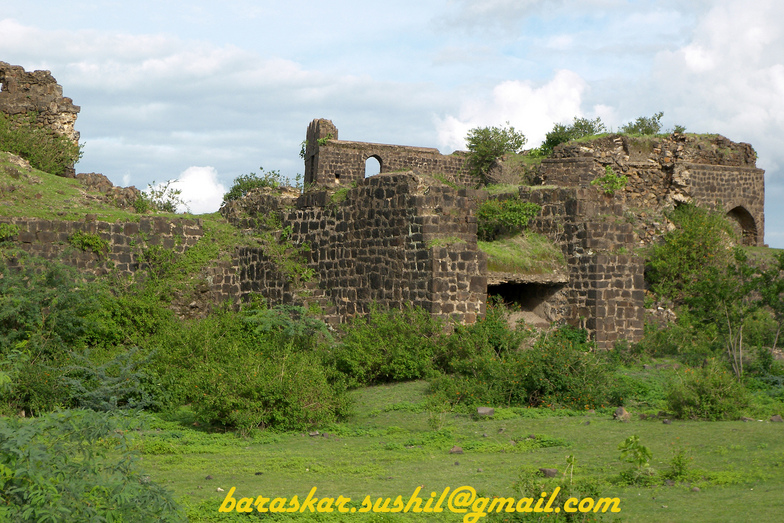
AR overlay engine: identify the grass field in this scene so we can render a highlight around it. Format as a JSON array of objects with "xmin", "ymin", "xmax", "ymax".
[{"xmin": 139, "ymin": 379, "xmax": 784, "ymax": 522}]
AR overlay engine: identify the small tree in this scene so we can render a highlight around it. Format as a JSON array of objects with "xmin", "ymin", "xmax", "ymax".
[
  {"xmin": 535, "ymin": 116, "xmax": 607, "ymax": 157},
  {"xmin": 756, "ymin": 251, "xmax": 784, "ymax": 352},
  {"xmin": 135, "ymin": 180, "xmax": 189, "ymax": 213},
  {"xmin": 620, "ymin": 111, "xmax": 664, "ymax": 135},
  {"xmin": 223, "ymin": 167, "xmax": 285, "ymax": 203},
  {"xmin": 465, "ymin": 123, "xmax": 526, "ymax": 183}
]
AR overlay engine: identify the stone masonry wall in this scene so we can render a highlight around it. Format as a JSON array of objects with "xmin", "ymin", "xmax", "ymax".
[
  {"xmin": 539, "ymin": 134, "xmax": 765, "ymax": 246},
  {"xmin": 519, "ymin": 186, "xmax": 645, "ymax": 347},
  {"xmin": 0, "ymin": 62, "xmax": 80, "ymax": 146},
  {"xmin": 222, "ymin": 172, "xmax": 487, "ymax": 324},
  {"xmin": 0, "ymin": 216, "xmax": 247, "ymax": 318},
  {"xmin": 303, "ymin": 119, "xmax": 473, "ymax": 188}
]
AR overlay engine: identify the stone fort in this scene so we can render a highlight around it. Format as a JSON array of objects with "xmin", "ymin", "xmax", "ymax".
[{"xmin": 0, "ymin": 63, "xmax": 766, "ymax": 348}]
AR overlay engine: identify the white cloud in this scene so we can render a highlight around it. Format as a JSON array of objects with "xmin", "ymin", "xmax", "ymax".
[
  {"xmin": 436, "ymin": 70, "xmax": 588, "ymax": 151},
  {"xmin": 649, "ymin": 0, "xmax": 784, "ymax": 245},
  {"xmin": 173, "ymin": 166, "xmax": 225, "ymax": 214},
  {"xmin": 147, "ymin": 167, "xmax": 225, "ymax": 214}
]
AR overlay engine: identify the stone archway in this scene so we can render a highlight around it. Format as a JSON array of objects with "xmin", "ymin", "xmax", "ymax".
[
  {"xmin": 726, "ymin": 206, "xmax": 757, "ymax": 246},
  {"xmin": 364, "ymin": 155, "xmax": 382, "ymax": 177}
]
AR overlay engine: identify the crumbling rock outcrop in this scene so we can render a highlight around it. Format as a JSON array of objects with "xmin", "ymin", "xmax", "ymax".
[
  {"xmin": 75, "ymin": 172, "xmax": 140, "ymax": 210},
  {"xmin": 0, "ymin": 61, "xmax": 80, "ymax": 145}
]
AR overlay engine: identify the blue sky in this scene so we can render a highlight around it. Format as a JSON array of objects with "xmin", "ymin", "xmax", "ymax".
[{"xmin": 2, "ymin": 0, "xmax": 782, "ymax": 246}]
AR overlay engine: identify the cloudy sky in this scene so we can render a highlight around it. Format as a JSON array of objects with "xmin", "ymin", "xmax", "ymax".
[{"xmin": 2, "ymin": 1, "xmax": 782, "ymax": 246}]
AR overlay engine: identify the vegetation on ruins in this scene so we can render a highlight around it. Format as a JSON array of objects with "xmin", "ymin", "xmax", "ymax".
[
  {"xmin": 222, "ymin": 167, "xmax": 285, "ymax": 203},
  {"xmin": 532, "ymin": 116, "xmax": 608, "ymax": 157},
  {"xmin": 478, "ymin": 232, "xmax": 565, "ymax": 274},
  {"xmin": 68, "ymin": 229, "xmax": 109, "ymax": 256},
  {"xmin": 135, "ymin": 180, "xmax": 189, "ymax": 214},
  {"xmin": 591, "ymin": 165, "xmax": 628, "ymax": 196},
  {"xmin": 0, "ymin": 111, "xmax": 82, "ymax": 176},
  {"xmin": 465, "ymin": 123, "xmax": 527, "ymax": 182},
  {"xmin": 475, "ymin": 196, "xmax": 541, "ymax": 241},
  {"xmin": 619, "ymin": 111, "xmax": 664, "ymax": 135}
]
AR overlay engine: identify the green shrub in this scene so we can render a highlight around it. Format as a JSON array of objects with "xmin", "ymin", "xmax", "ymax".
[
  {"xmin": 142, "ymin": 180, "xmax": 188, "ymax": 213},
  {"xmin": 332, "ymin": 306, "xmax": 445, "ymax": 387},
  {"xmin": 476, "ymin": 197, "xmax": 541, "ymax": 241},
  {"xmin": 0, "ymin": 223, "xmax": 19, "ymax": 242},
  {"xmin": 68, "ymin": 229, "xmax": 109, "ymax": 256},
  {"xmin": 191, "ymin": 345, "xmax": 349, "ymax": 433},
  {"xmin": 646, "ymin": 204, "xmax": 736, "ymax": 304},
  {"xmin": 666, "ymin": 359, "xmax": 750, "ymax": 420},
  {"xmin": 0, "ymin": 250, "xmax": 114, "ymax": 359},
  {"xmin": 0, "ymin": 409, "xmax": 184, "ymax": 522},
  {"xmin": 147, "ymin": 309, "xmax": 349, "ymax": 433},
  {"xmin": 431, "ymin": 322, "xmax": 612, "ymax": 411},
  {"xmin": 533, "ymin": 116, "xmax": 607, "ymax": 157},
  {"xmin": 620, "ymin": 111, "xmax": 664, "ymax": 135},
  {"xmin": 618, "ymin": 435, "xmax": 656, "ymax": 485},
  {"xmin": 465, "ymin": 123, "xmax": 527, "ymax": 182},
  {"xmin": 0, "ymin": 111, "xmax": 83, "ymax": 175},
  {"xmin": 63, "ymin": 347, "xmax": 156, "ymax": 412},
  {"xmin": 590, "ymin": 165, "xmax": 627, "ymax": 196},
  {"xmin": 222, "ymin": 167, "xmax": 285, "ymax": 202}
]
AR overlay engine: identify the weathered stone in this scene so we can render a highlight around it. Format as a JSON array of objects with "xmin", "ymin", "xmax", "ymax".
[
  {"xmin": 614, "ymin": 407, "xmax": 631, "ymax": 422},
  {"xmin": 1, "ymin": 62, "xmax": 80, "ymax": 175},
  {"xmin": 476, "ymin": 407, "xmax": 495, "ymax": 417},
  {"xmin": 539, "ymin": 468, "xmax": 558, "ymax": 478}
]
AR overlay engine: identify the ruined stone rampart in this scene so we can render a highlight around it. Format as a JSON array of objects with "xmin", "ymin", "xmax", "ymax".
[
  {"xmin": 0, "ymin": 216, "xmax": 245, "ymax": 317},
  {"xmin": 304, "ymin": 119, "xmax": 472, "ymax": 188},
  {"xmin": 223, "ymin": 173, "xmax": 487, "ymax": 323},
  {"xmin": 518, "ymin": 186, "xmax": 644, "ymax": 346},
  {"xmin": 539, "ymin": 134, "xmax": 765, "ymax": 246},
  {"xmin": 0, "ymin": 62, "xmax": 80, "ymax": 145}
]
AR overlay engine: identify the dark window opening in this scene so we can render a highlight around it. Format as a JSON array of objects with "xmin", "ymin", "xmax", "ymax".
[
  {"xmin": 726, "ymin": 206, "xmax": 757, "ymax": 246},
  {"xmin": 487, "ymin": 282, "xmax": 565, "ymax": 325}
]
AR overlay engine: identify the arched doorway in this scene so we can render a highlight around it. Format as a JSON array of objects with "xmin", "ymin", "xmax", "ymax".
[
  {"xmin": 726, "ymin": 206, "xmax": 757, "ymax": 246},
  {"xmin": 364, "ymin": 155, "xmax": 382, "ymax": 177}
]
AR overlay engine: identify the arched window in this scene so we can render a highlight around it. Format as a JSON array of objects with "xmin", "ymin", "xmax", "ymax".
[
  {"xmin": 726, "ymin": 206, "xmax": 757, "ymax": 246},
  {"xmin": 364, "ymin": 155, "xmax": 382, "ymax": 177}
]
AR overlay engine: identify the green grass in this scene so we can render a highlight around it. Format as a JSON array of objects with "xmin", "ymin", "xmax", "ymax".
[
  {"xmin": 137, "ymin": 378, "xmax": 784, "ymax": 522},
  {"xmin": 479, "ymin": 232, "xmax": 566, "ymax": 275},
  {"xmin": 0, "ymin": 151, "xmax": 196, "ymax": 223}
]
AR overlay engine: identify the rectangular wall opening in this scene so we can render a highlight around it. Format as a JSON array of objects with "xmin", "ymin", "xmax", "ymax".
[{"xmin": 487, "ymin": 281, "xmax": 566, "ymax": 327}]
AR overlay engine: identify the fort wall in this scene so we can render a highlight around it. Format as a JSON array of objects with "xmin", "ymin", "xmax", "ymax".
[
  {"xmin": 0, "ymin": 62, "xmax": 80, "ymax": 148},
  {"xmin": 303, "ymin": 119, "xmax": 473, "ymax": 188}
]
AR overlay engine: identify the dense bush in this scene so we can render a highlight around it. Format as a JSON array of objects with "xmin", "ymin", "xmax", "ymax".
[
  {"xmin": 431, "ymin": 319, "xmax": 613, "ymax": 411},
  {"xmin": 620, "ymin": 111, "xmax": 664, "ymax": 135},
  {"xmin": 533, "ymin": 116, "xmax": 607, "ymax": 157},
  {"xmin": 465, "ymin": 123, "xmax": 527, "ymax": 182},
  {"xmin": 0, "ymin": 111, "xmax": 82, "ymax": 175},
  {"xmin": 146, "ymin": 308, "xmax": 349, "ymax": 433},
  {"xmin": 476, "ymin": 197, "xmax": 541, "ymax": 241},
  {"xmin": 222, "ymin": 167, "xmax": 285, "ymax": 202},
  {"xmin": 331, "ymin": 306, "xmax": 445, "ymax": 387},
  {"xmin": 666, "ymin": 359, "xmax": 750, "ymax": 420},
  {"xmin": 0, "ymin": 409, "xmax": 184, "ymax": 522},
  {"xmin": 647, "ymin": 204, "xmax": 736, "ymax": 304},
  {"xmin": 590, "ymin": 165, "xmax": 628, "ymax": 196}
]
